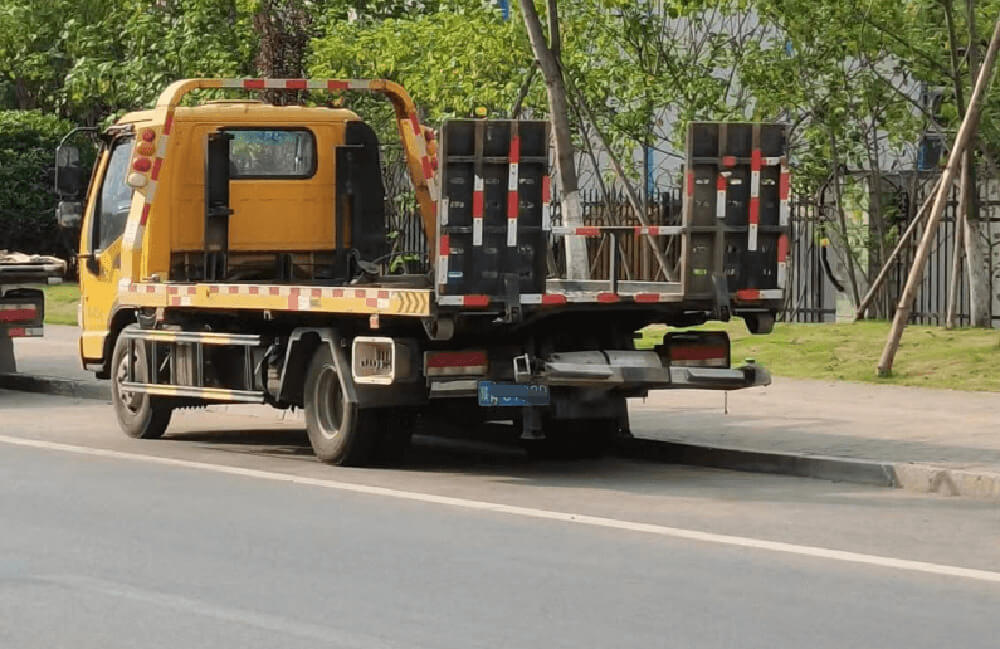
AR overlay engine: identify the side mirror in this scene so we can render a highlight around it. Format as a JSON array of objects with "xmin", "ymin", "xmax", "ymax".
[
  {"xmin": 56, "ymin": 200, "xmax": 83, "ymax": 229},
  {"xmin": 78, "ymin": 252, "xmax": 101, "ymax": 276},
  {"xmin": 55, "ymin": 144, "xmax": 84, "ymax": 198}
]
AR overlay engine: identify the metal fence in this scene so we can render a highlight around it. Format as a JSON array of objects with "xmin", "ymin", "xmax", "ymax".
[
  {"xmin": 386, "ymin": 179, "xmax": 998, "ymax": 328},
  {"xmin": 786, "ymin": 176, "xmax": 1000, "ymax": 327}
]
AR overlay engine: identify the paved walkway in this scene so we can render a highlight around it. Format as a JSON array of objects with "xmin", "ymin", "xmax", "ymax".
[
  {"xmin": 630, "ymin": 380, "xmax": 1000, "ymax": 474},
  {"xmin": 9, "ymin": 326, "xmax": 1000, "ymax": 487}
]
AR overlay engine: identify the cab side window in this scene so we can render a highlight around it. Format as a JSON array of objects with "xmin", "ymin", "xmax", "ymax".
[{"xmin": 94, "ymin": 137, "xmax": 134, "ymax": 250}]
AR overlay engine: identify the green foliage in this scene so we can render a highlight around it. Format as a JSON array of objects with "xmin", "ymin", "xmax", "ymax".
[
  {"xmin": 0, "ymin": 110, "xmax": 78, "ymax": 255},
  {"xmin": 308, "ymin": 2, "xmax": 543, "ymax": 139},
  {"xmin": 0, "ymin": 0, "xmax": 255, "ymax": 123}
]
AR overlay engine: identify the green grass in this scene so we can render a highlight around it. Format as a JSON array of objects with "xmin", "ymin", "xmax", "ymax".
[
  {"xmin": 41, "ymin": 283, "xmax": 80, "ymax": 326},
  {"xmin": 637, "ymin": 320, "xmax": 1000, "ymax": 392}
]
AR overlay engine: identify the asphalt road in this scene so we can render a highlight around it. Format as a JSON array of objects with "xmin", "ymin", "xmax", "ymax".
[{"xmin": 2, "ymin": 390, "xmax": 1000, "ymax": 648}]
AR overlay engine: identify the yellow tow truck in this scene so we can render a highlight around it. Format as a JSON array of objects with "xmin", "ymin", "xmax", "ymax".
[{"xmin": 55, "ymin": 78, "xmax": 789, "ymax": 465}]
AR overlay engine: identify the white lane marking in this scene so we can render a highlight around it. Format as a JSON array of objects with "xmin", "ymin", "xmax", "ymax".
[
  {"xmin": 41, "ymin": 574, "xmax": 411, "ymax": 649},
  {"xmin": 3, "ymin": 433, "xmax": 999, "ymax": 584}
]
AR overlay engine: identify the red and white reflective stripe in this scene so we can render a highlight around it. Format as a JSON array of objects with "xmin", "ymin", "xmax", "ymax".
[
  {"xmin": 410, "ymin": 117, "xmax": 440, "ymax": 202},
  {"xmin": 220, "ymin": 78, "xmax": 372, "ymax": 91},
  {"xmin": 560, "ymin": 226, "xmax": 601, "ymax": 237},
  {"xmin": 437, "ymin": 234, "xmax": 450, "ymax": 287},
  {"xmin": 437, "ymin": 294, "xmax": 490, "ymax": 308},
  {"xmin": 519, "ymin": 293, "xmax": 568, "ymax": 305},
  {"xmin": 0, "ymin": 304, "xmax": 37, "ymax": 322},
  {"xmin": 779, "ymin": 162, "xmax": 791, "ymax": 227},
  {"xmin": 632, "ymin": 293, "xmax": 673, "ymax": 303},
  {"xmin": 748, "ymin": 148, "xmax": 761, "ymax": 251},
  {"xmin": 552, "ymin": 225, "xmax": 684, "ymax": 237},
  {"xmin": 776, "ymin": 234, "xmax": 789, "ymax": 288},
  {"xmin": 716, "ymin": 174, "xmax": 728, "ymax": 219},
  {"xmin": 472, "ymin": 174, "xmax": 484, "ymax": 246},
  {"xmin": 507, "ymin": 135, "xmax": 520, "ymax": 247},
  {"xmin": 126, "ymin": 282, "xmax": 396, "ymax": 309},
  {"xmin": 686, "ymin": 170, "xmax": 695, "ymax": 197},
  {"xmin": 3, "ymin": 326, "xmax": 43, "ymax": 338},
  {"xmin": 721, "ymin": 155, "xmax": 738, "ymax": 167},
  {"xmin": 735, "ymin": 288, "xmax": 783, "ymax": 301},
  {"xmin": 439, "ymin": 197, "xmax": 450, "ymax": 226},
  {"xmin": 541, "ymin": 175, "xmax": 552, "ymax": 231},
  {"xmin": 763, "ymin": 156, "xmax": 782, "ymax": 166},
  {"xmin": 522, "ymin": 292, "xmax": 685, "ymax": 305}
]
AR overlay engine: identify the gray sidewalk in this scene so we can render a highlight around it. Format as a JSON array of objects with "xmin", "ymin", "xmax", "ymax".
[
  {"xmin": 4, "ymin": 325, "xmax": 1000, "ymax": 499},
  {"xmin": 628, "ymin": 381, "xmax": 1000, "ymax": 499}
]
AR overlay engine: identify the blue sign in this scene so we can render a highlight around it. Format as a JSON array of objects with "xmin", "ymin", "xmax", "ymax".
[{"xmin": 478, "ymin": 381, "xmax": 550, "ymax": 407}]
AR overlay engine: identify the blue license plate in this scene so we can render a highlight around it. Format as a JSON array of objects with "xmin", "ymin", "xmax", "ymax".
[{"xmin": 477, "ymin": 381, "xmax": 550, "ymax": 407}]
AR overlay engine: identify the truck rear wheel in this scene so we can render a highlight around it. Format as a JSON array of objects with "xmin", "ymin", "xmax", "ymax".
[
  {"xmin": 303, "ymin": 344, "xmax": 377, "ymax": 466},
  {"xmin": 111, "ymin": 327, "xmax": 172, "ymax": 439}
]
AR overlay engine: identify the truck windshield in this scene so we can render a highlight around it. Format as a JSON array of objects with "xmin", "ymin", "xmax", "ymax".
[
  {"xmin": 95, "ymin": 137, "xmax": 134, "ymax": 251},
  {"xmin": 227, "ymin": 129, "xmax": 315, "ymax": 179}
]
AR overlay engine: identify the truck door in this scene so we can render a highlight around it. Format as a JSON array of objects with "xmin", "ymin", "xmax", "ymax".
[{"xmin": 79, "ymin": 136, "xmax": 134, "ymax": 366}]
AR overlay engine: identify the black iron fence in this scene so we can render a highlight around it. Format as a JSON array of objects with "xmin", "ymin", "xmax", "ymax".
[
  {"xmin": 786, "ymin": 177, "xmax": 999, "ymax": 327},
  {"xmin": 386, "ymin": 180, "xmax": 998, "ymax": 328}
]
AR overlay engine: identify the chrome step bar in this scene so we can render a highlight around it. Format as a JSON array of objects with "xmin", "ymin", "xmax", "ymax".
[
  {"xmin": 119, "ymin": 382, "xmax": 265, "ymax": 403},
  {"xmin": 120, "ymin": 328, "xmax": 261, "ymax": 346}
]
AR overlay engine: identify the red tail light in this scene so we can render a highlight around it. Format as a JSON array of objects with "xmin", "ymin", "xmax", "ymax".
[{"xmin": 424, "ymin": 350, "xmax": 488, "ymax": 376}]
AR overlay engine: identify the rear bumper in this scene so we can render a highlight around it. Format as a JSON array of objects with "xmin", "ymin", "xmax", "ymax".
[
  {"xmin": 665, "ymin": 364, "xmax": 771, "ymax": 390},
  {"xmin": 529, "ymin": 350, "xmax": 770, "ymax": 392}
]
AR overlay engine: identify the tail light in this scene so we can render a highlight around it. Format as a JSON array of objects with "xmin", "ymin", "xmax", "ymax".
[{"xmin": 424, "ymin": 350, "xmax": 488, "ymax": 376}]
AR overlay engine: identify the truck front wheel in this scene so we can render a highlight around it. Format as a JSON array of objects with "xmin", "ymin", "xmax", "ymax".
[
  {"xmin": 111, "ymin": 327, "xmax": 172, "ymax": 439},
  {"xmin": 303, "ymin": 344, "xmax": 377, "ymax": 466}
]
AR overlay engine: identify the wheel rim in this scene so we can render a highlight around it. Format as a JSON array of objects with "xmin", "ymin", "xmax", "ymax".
[
  {"xmin": 315, "ymin": 365, "xmax": 344, "ymax": 440},
  {"xmin": 115, "ymin": 351, "xmax": 141, "ymax": 414}
]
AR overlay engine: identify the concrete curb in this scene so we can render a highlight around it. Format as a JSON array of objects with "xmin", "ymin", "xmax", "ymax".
[
  {"xmin": 616, "ymin": 438, "xmax": 1000, "ymax": 501},
  {"xmin": 0, "ymin": 372, "xmax": 110, "ymax": 401}
]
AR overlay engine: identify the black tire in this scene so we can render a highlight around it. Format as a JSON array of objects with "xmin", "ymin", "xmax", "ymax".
[
  {"xmin": 111, "ymin": 326, "xmax": 172, "ymax": 439},
  {"xmin": 303, "ymin": 344, "xmax": 377, "ymax": 466}
]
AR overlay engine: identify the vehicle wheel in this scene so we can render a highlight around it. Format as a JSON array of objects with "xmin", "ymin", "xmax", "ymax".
[
  {"xmin": 303, "ymin": 344, "xmax": 377, "ymax": 466},
  {"xmin": 111, "ymin": 327, "xmax": 172, "ymax": 439}
]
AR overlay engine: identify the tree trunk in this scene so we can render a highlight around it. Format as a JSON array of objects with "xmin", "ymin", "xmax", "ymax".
[
  {"xmin": 253, "ymin": 0, "xmax": 312, "ymax": 105},
  {"xmin": 866, "ymin": 126, "xmax": 887, "ymax": 317},
  {"xmin": 519, "ymin": 0, "xmax": 589, "ymax": 279},
  {"xmin": 509, "ymin": 65, "xmax": 536, "ymax": 119},
  {"xmin": 964, "ymin": 0, "xmax": 991, "ymax": 326},
  {"xmin": 828, "ymin": 132, "xmax": 862, "ymax": 310},
  {"xmin": 878, "ymin": 16, "xmax": 1000, "ymax": 375},
  {"xmin": 946, "ymin": 159, "xmax": 967, "ymax": 328},
  {"xmin": 963, "ymin": 177, "xmax": 991, "ymax": 326}
]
